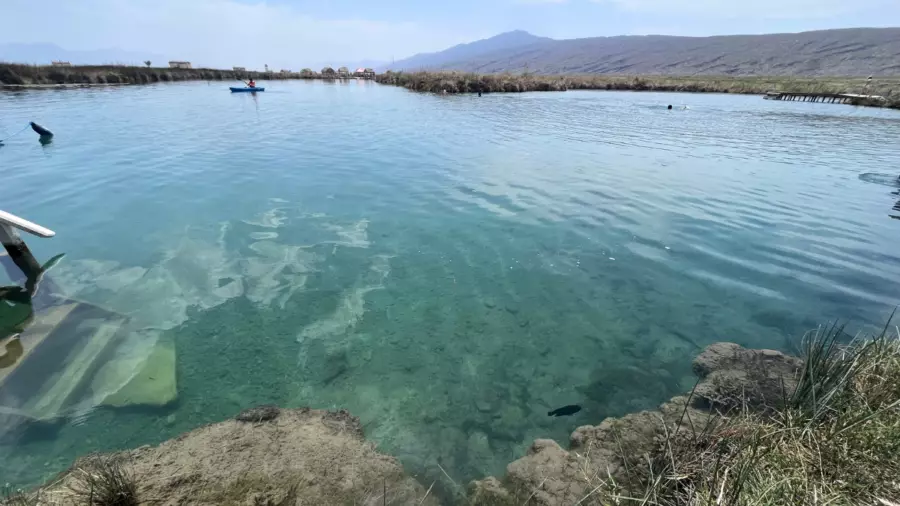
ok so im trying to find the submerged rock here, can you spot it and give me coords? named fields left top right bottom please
left=40, top=407, right=438, bottom=506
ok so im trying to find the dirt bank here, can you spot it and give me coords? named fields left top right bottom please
left=30, top=407, right=438, bottom=506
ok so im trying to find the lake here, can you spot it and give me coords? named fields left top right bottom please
left=1, top=80, right=899, bottom=490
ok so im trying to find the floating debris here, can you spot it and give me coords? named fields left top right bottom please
left=30, top=122, right=53, bottom=138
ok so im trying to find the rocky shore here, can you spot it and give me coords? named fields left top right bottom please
left=30, top=407, right=439, bottom=506
left=11, top=335, right=898, bottom=505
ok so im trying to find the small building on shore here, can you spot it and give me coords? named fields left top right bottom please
left=51, top=61, right=72, bottom=67
left=233, top=66, right=246, bottom=72
left=337, top=66, right=350, bottom=78
left=169, top=61, right=192, bottom=69
left=321, top=66, right=336, bottom=78
left=354, top=68, right=376, bottom=79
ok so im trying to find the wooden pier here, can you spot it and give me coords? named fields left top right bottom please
left=764, top=91, right=886, bottom=104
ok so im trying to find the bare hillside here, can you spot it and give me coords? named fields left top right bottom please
left=391, top=28, right=900, bottom=76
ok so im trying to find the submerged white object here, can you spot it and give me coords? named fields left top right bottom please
left=0, top=209, right=55, bottom=238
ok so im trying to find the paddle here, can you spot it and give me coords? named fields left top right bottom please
left=236, top=75, right=251, bottom=87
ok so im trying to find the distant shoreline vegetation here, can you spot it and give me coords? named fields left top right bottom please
left=376, top=71, right=900, bottom=109
left=2, top=63, right=897, bottom=109
left=0, top=63, right=369, bottom=87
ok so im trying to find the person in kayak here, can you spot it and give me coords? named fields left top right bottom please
left=248, top=78, right=256, bottom=88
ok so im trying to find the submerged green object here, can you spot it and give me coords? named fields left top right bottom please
left=0, top=338, right=24, bottom=370
left=101, top=337, right=177, bottom=408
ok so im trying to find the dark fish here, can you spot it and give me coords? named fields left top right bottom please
left=548, top=404, right=582, bottom=417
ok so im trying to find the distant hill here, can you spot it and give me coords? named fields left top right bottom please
left=389, top=30, right=551, bottom=72
left=0, top=43, right=164, bottom=66
left=389, top=28, right=900, bottom=76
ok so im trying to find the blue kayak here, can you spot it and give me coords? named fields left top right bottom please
left=230, top=87, right=265, bottom=93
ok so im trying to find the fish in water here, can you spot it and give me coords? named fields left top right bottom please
left=548, top=405, right=582, bottom=417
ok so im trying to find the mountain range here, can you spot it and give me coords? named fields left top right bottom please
left=0, top=43, right=163, bottom=66
left=5, top=27, right=900, bottom=76
left=388, top=28, right=900, bottom=76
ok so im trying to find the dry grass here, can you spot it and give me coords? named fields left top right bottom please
left=66, top=457, right=139, bottom=506
left=199, top=477, right=300, bottom=506
left=1, top=484, right=39, bottom=506
left=583, top=320, right=900, bottom=506
left=197, top=471, right=433, bottom=506
left=0, top=63, right=340, bottom=86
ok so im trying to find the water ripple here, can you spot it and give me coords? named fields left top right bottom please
left=2, top=83, right=900, bottom=489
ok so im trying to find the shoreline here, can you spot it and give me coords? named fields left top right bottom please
left=2, top=64, right=898, bottom=111
left=8, top=341, right=763, bottom=504
left=1, top=82, right=130, bottom=90
left=0, top=63, right=370, bottom=89
left=12, top=333, right=900, bottom=505
left=376, top=71, right=900, bottom=109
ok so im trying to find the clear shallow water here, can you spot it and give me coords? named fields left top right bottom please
left=2, top=81, right=900, bottom=490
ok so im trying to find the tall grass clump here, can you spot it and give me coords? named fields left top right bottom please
left=68, top=457, right=139, bottom=506
left=605, top=320, right=900, bottom=505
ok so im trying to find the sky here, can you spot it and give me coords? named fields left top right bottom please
left=3, top=0, right=899, bottom=69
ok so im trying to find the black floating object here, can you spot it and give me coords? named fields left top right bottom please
left=30, top=122, right=53, bottom=138
left=548, top=404, right=582, bottom=417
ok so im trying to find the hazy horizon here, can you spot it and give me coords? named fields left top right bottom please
left=3, top=0, right=900, bottom=69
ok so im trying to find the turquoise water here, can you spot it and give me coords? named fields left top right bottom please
left=2, top=81, right=900, bottom=491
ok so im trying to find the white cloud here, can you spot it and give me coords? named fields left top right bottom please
left=2, top=0, right=472, bottom=69
left=592, top=0, right=891, bottom=19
